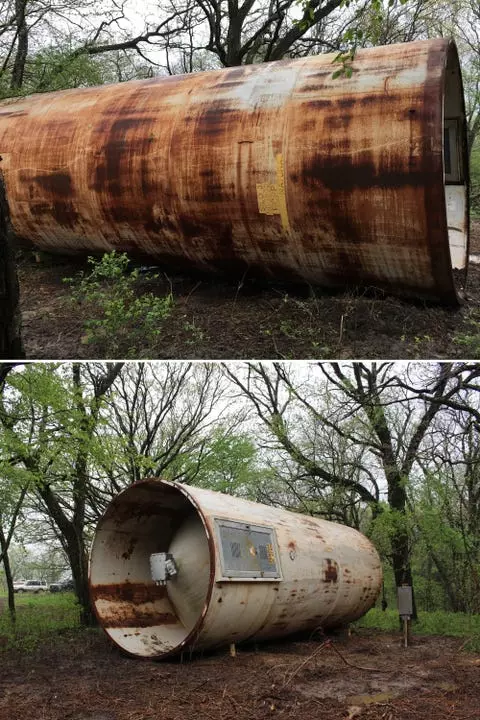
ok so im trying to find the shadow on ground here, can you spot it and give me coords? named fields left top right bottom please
left=17, top=221, right=480, bottom=360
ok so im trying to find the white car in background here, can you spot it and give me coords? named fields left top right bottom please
left=13, top=580, right=48, bottom=593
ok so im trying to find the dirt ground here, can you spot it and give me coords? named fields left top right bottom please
left=0, top=629, right=479, bottom=720
left=17, top=221, right=480, bottom=360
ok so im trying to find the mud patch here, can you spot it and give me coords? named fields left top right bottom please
left=0, top=630, right=478, bottom=720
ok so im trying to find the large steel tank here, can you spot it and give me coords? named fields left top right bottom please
left=0, top=38, right=469, bottom=303
left=89, top=479, right=383, bottom=659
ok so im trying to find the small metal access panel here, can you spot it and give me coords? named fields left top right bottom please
left=215, top=519, right=281, bottom=580
left=397, top=585, right=413, bottom=618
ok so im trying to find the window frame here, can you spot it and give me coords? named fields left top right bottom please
left=214, top=517, right=282, bottom=581
left=444, top=118, right=463, bottom=184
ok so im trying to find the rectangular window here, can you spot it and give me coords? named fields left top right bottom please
left=444, top=127, right=452, bottom=176
left=444, top=119, right=462, bottom=183
left=215, top=519, right=281, bottom=580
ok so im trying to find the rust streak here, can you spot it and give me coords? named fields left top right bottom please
left=0, top=38, right=466, bottom=304
left=323, top=559, right=339, bottom=583
left=103, top=612, right=178, bottom=629
left=91, top=582, right=167, bottom=604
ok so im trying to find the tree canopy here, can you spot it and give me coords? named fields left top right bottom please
left=1, top=361, right=479, bottom=624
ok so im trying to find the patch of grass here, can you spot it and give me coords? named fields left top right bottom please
left=454, top=322, right=480, bottom=359
left=355, top=608, right=399, bottom=632
left=356, top=608, right=480, bottom=650
left=0, top=592, right=81, bottom=652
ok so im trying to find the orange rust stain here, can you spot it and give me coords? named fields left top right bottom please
left=90, top=582, right=167, bottom=604
left=102, top=611, right=178, bottom=629
left=106, top=500, right=185, bottom=525
left=323, top=559, right=338, bottom=583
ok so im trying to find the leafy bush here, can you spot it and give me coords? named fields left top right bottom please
left=65, top=252, right=173, bottom=358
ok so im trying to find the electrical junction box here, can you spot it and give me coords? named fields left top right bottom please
left=397, top=585, right=413, bottom=618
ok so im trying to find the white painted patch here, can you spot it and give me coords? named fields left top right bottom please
left=446, top=185, right=467, bottom=269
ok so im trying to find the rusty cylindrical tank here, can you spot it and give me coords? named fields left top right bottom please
left=0, top=39, right=469, bottom=303
left=89, top=479, right=382, bottom=659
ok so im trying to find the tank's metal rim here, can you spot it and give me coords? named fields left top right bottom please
left=88, top=477, right=217, bottom=662
left=449, top=39, right=471, bottom=300
left=438, top=39, right=470, bottom=304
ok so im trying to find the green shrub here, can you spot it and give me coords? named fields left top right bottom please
left=65, top=251, right=173, bottom=358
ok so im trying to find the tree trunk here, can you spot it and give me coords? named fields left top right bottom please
left=38, top=484, right=96, bottom=626
left=10, top=0, right=28, bottom=91
left=0, top=174, right=24, bottom=359
left=0, top=526, right=16, bottom=623
left=388, top=479, right=417, bottom=621
left=67, top=531, right=95, bottom=627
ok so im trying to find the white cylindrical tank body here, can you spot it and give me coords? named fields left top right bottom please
left=89, top=479, right=382, bottom=659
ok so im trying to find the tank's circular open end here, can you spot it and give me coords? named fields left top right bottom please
left=89, top=479, right=213, bottom=659
left=443, top=41, right=470, bottom=301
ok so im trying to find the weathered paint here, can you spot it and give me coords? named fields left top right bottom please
left=89, top=479, right=383, bottom=660
left=0, top=39, right=469, bottom=303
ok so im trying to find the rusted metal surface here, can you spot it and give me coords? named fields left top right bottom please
left=0, top=39, right=470, bottom=303
left=89, top=479, right=382, bottom=660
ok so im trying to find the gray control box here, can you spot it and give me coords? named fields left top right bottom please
left=397, top=585, right=413, bottom=617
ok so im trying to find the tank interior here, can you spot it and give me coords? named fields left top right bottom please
left=89, top=482, right=211, bottom=658
left=444, top=44, right=469, bottom=283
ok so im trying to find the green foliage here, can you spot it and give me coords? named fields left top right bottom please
left=3, top=363, right=97, bottom=471
left=25, top=49, right=109, bottom=94
left=333, top=0, right=411, bottom=77
left=0, top=51, right=102, bottom=101
left=341, top=0, right=409, bottom=7
left=368, top=504, right=414, bottom=562
left=453, top=319, right=480, bottom=358
left=356, top=607, right=480, bottom=649
left=410, top=466, right=480, bottom=614
left=65, top=252, right=173, bottom=358
left=0, top=44, right=154, bottom=102
left=165, top=427, right=268, bottom=497
left=0, top=592, right=81, bottom=652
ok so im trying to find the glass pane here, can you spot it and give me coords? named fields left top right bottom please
left=444, top=127, right=452, bottom=175
left=216, top=519, right=280, bottom=578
